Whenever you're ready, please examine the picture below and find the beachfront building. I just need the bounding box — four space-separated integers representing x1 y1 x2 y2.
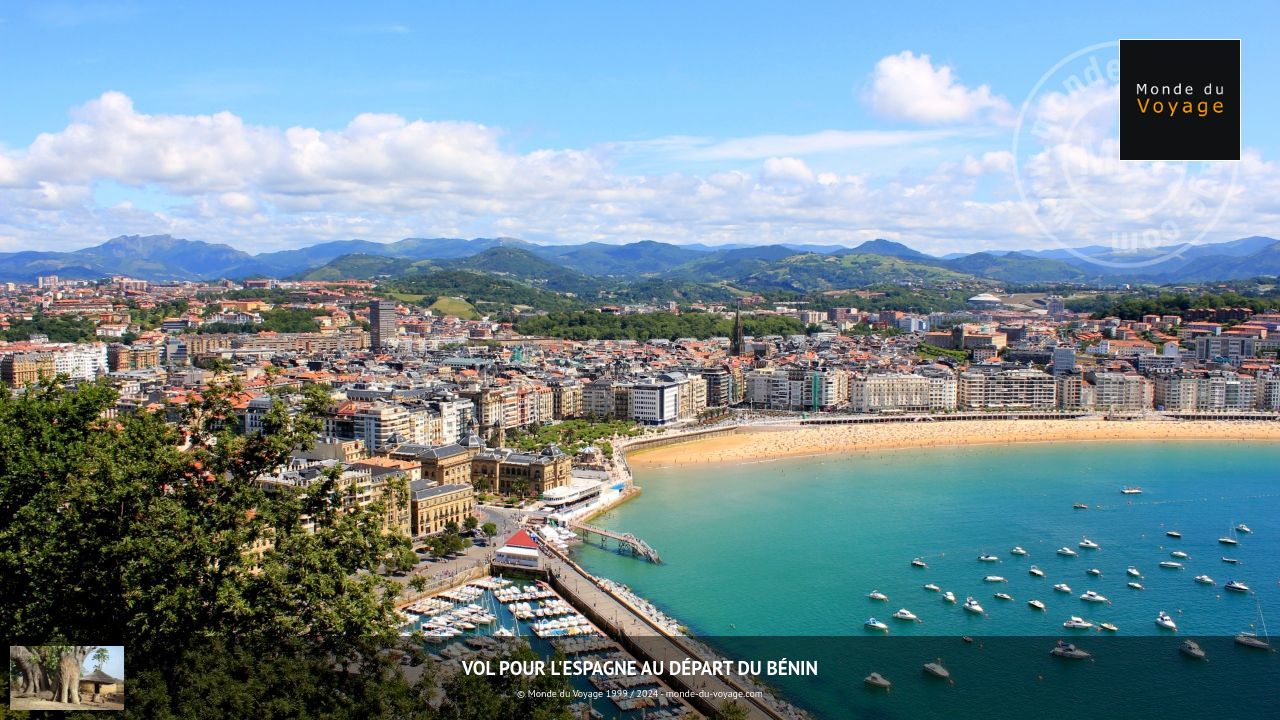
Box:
583 377 633 419
471 445 571 497
1087 371 1153 413
745 367 849 411
849 368 956 413
957 367 1056 410
408 479 474 537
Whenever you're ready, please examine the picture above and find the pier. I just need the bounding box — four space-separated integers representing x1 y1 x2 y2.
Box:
568 520 662 563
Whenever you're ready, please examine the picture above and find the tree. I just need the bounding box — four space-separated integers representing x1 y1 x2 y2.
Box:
91 647 110 669
463 515 478 532
409 576 428 593
717 699 751 720
481 522 498 540
392 546 418 573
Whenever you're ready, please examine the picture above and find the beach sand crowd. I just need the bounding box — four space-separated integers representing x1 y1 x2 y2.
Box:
626 419 1280 468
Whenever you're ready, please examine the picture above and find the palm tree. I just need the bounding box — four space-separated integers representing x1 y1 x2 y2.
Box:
91 647 110 669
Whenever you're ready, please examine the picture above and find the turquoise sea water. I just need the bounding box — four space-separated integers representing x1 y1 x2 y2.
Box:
573 441 1280 719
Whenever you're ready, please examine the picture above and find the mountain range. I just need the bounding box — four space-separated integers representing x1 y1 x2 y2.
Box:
3 234 1279 290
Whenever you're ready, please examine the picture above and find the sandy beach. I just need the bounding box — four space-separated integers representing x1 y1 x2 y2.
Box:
626 419 1280 468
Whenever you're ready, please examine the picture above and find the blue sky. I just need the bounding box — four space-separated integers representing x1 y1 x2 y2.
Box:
1 1 1277 254
83 645 125 679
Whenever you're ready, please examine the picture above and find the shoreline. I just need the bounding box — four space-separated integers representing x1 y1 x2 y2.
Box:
624 418 1280 469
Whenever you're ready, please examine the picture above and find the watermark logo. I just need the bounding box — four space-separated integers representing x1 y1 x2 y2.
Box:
1011 41 1238 269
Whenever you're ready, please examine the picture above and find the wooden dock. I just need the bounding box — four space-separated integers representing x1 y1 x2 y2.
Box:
568 520 661 563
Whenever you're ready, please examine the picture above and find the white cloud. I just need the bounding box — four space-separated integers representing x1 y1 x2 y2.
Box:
0 90 1276 256
864 51 1012 125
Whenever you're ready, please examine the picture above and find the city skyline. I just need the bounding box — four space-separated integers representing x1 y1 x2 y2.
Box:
2 2 1279 256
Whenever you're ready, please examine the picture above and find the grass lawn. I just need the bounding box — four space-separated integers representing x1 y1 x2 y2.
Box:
429 296 481 319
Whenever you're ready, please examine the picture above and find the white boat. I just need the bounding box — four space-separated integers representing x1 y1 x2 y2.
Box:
1086 568 1102 577
1155 611 1178 631
1194 575 1215 585
923 661 950 679
1166 530 1181 538
1053 583 1072 593
1121 486 1143 494
943 591 957 604
1126 567 1141 577
1078 537 1100 550
978 554 1000 562
1224 580 1250 593
1050 640 1092 659
911 557 928 568
1011 546 1028 556
1170 550 1189 559
1159 561 1183 569
1063 616 1093 629
892 608 919 622
1079 590 1109 603
1029 565 1046 577
983 575 1007 583
868 590 889 601
864 617 890 632
1028 599 1046 611
1128 582 1144 590
923 583 940 592
1235 523 1252 534
864 672 892 689
994 592 1013 601
963 596 984 614
1221 557 1240 564
1057 547 1077 557
1219 536 1239 546
1235 598 1272 650
1099 622 1119 633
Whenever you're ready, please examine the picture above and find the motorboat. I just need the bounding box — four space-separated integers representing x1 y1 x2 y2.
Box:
1194 575 1215 585
911 557 928 568
1050 640 1091 659
1086 568 1102 577
1126 566 1142 577
1224 580 1250 593
1028 599 1046 611
1128 582 1144 590
1235 523 1252 534
943 591 957 604
923 661 950 679
1073 503 1088 509
994 592 1013 601
1099 622 1118 632
1159 561 1183 569
983 575 1007 583
1011 546 1029 556
1079 590 1109 603
864 617 890 632
893 608 920 622
1078 537 1100 550
1166 530 1181 538
1121 486 1143 494
978 554 1000 562
864 672 892 689
1180 640 1207 660
1155 611 1178 631
1029 565 1046 577
1170 551 1189 559
963 596 984 614
923 583 941 592
1218 536 1239 546
1063 616 1093 629
1057 547 1078 557
868 590 889 601
1053 583 1072 593
1221 557 1240 564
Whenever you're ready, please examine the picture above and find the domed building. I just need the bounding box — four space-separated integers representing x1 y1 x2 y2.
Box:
967 293 1004 309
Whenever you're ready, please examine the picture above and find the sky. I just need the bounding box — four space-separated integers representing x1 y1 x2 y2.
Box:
82 645 125 680
1 1 1279 255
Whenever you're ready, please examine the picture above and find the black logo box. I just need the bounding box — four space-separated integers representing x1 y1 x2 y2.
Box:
1120 39 1240 161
